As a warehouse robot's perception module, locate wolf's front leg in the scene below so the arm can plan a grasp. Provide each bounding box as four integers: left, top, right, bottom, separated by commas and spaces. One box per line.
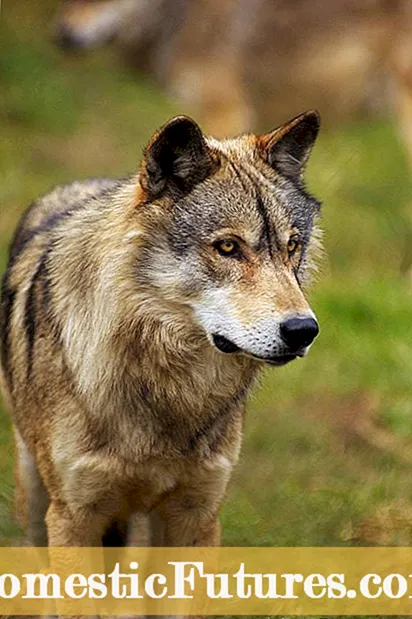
45, 502, 110, 619
152, 473, 226, 547
156, 502, 221, 547
46, 501, 110, 546
150, 490, 220, 619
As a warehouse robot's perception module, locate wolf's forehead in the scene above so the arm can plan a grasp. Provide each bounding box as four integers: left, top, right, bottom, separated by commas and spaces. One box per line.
195, 161, 293, 224
211, 142, 319, 229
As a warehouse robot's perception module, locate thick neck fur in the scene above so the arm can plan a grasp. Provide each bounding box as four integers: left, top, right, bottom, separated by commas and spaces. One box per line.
49, 180, 259, 438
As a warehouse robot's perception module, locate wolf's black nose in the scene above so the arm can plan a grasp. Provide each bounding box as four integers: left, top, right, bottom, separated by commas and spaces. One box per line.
280, 316, 319, 350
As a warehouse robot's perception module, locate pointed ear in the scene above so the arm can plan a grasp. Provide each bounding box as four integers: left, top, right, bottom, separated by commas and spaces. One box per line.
257, 110, 320, 179
140, 116, 216, 199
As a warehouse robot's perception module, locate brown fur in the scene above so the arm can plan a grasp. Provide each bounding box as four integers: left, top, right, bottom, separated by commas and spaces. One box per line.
0, 113, 321, 556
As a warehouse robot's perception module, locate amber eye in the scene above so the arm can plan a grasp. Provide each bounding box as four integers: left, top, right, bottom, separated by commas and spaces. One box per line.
214, 239, 240, 257
287, 234, 301, 256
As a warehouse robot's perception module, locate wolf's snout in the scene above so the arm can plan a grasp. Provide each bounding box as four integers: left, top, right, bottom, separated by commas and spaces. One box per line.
280, 316, 319, 351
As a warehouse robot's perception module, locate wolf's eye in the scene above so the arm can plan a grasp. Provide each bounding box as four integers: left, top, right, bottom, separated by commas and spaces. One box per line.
287, 234, 301, 256
214, 239, 240, 257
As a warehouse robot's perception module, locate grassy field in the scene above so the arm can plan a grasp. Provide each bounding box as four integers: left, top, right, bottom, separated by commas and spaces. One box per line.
2, 3, 412, 615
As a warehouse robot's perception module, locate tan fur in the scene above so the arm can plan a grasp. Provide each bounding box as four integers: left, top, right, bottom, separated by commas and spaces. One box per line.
0, 114, 321, 564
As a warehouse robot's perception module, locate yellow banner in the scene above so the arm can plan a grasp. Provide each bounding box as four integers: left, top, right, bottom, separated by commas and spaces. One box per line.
1, 547, 412, 614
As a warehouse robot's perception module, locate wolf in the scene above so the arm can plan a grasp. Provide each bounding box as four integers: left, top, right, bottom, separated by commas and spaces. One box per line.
0, 111, 321, 550
54, 0, 412, 137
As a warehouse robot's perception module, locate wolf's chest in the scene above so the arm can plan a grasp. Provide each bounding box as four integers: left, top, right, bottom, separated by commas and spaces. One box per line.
55, 447, 232, 516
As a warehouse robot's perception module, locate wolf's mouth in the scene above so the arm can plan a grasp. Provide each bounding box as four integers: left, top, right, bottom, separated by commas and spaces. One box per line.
212, 334, 241, 354
212, 334, 300, 366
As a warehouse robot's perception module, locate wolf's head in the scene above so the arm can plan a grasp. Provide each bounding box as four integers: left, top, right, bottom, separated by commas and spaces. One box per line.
54, 0, 161, 50
136, 113, 322, 367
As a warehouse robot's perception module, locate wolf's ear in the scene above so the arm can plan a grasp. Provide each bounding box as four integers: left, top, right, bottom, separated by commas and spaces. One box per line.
257, 110, 320, 179
140, 116, 216, 199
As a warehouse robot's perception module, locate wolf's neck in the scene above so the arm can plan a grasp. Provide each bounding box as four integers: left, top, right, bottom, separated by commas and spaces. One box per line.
75, 296, 259, 424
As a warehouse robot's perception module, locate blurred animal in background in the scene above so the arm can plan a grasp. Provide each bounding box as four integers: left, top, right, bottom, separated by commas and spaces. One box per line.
55, 0, 189, 72
55, 0, 412, 144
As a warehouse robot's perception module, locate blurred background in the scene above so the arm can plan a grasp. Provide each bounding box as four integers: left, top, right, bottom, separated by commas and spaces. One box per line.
1, 0, 412, 562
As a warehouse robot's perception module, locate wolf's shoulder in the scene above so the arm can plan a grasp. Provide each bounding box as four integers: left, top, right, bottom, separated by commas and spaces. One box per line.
24, 178, 118, 229
10, 178, 119, 258
40, 178, 116, 205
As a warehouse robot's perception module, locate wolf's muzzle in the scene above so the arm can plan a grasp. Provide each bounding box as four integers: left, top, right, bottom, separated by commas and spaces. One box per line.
212, 315, 319, 365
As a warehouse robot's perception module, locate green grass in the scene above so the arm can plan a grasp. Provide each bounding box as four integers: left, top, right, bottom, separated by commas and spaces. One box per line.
1, 3, 412, 617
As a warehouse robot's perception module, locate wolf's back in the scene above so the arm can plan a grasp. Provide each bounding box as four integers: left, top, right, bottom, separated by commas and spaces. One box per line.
0, 178, 117, 402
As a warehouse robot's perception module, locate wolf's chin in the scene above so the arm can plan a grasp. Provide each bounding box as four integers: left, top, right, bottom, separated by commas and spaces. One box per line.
263, 354, 297, 366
